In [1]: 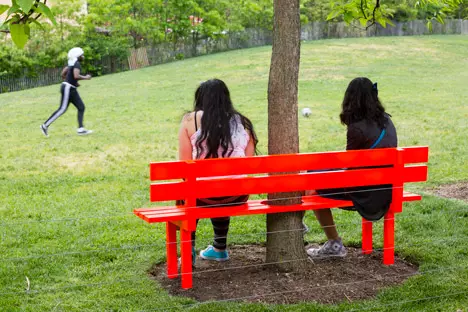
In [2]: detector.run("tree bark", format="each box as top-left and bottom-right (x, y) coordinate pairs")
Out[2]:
(266, 0), (307, 271)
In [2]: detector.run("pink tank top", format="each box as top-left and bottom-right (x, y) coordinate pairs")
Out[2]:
(190, 114), (250, 160)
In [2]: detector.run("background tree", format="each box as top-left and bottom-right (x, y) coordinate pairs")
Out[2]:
(26, 0), (84, 68)
(0, 43), (33, 77)
(230, 0), (274, 29)
(327, 0), (464, 29)
(86, 0), (165, 49)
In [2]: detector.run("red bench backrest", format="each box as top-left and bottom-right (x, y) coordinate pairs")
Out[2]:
(149, 147), (428, 202)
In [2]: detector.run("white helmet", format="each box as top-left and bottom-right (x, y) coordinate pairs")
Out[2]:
(67, 47), (84, 66)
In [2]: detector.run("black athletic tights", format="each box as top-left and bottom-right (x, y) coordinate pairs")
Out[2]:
(44, 83), (85, 128)
(189, 195), (249, 250)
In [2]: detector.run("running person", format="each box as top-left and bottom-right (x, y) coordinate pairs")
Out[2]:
(40, 47), (93, 137)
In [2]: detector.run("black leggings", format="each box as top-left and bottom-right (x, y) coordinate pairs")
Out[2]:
(191, 195), (249, 250)
(44, 83), (85, 128)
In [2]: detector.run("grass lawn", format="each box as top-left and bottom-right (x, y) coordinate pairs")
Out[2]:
(0, 35), (467, 311)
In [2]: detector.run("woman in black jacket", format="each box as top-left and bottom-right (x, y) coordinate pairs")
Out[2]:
(307, 77), (397, 258)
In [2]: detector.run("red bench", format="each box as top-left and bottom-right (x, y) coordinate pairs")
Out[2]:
(134, 146), (428, 289)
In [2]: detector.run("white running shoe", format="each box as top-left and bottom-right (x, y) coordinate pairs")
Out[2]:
(77, 127), (93, 135)
(40, 124), (49, 137)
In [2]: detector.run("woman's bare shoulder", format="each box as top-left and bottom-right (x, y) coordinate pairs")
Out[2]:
(183, 111), (204, 122)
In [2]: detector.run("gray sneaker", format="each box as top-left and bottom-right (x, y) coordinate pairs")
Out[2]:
(307, 239), (347, 258)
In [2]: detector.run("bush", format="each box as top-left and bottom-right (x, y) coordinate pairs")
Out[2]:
(0, 44), (34, 78)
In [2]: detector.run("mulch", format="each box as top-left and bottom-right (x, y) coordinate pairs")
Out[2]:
(434, 182), (468, 202)
(149, 244), (418, 305)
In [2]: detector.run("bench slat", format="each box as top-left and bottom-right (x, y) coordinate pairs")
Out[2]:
(135, 192), (421, 224)
(150, 165), (427, 201)
(136, 198), (352, 223)
(150, 149), (396, 180)
(402, 146), (429, 164)
(149, 147), (428, 181)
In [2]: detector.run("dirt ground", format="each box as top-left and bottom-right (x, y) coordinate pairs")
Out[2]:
(434, 182), (468, 202)
(149, 245), (418, 305)
(148, 182), (467, 304)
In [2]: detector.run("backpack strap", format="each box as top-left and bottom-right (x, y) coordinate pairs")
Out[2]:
(370, 128), (386, 149)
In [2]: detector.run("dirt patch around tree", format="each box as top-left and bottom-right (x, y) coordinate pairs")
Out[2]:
(434, 182), (468, 202)
(149, 244), (418, 305)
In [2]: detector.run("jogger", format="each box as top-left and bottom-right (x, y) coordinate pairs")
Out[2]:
(40, 47), (92, 137)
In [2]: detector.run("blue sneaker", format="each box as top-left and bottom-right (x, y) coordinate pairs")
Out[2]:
(178, 246), (197, 267)
(200, 245), (229, 262)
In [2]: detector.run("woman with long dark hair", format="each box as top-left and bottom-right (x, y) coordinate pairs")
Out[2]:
(306, 77), (397, 258)
(178, 79), (258, 264)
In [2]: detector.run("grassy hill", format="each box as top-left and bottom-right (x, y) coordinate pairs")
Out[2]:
(0, 35), (467, 311)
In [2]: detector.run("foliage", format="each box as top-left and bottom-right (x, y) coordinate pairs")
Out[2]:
(85, 0), (166, 49)
(78, 33), (130, 75)
(301, 0), (468, 24)
(301, 0), (335, 22)
(0, 42), (33, 77)
(228, 0), (274, 30)
(326, 0), (465, 29)
(162, 0), (200, 47)
(0, 0), (56, 48)
(25, 0), (84, 68)
(387, 0), (419, 22)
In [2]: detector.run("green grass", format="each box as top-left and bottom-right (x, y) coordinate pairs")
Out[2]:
(1, 35), (467, 311)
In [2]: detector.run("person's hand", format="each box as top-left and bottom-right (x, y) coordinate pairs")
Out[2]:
(85, 74), (92, 80)
(305, 190), (318, 196)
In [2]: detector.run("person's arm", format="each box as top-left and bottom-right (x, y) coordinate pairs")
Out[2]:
(61, 66), (68, 80)
(346, 125), (365, 150)
(73, 68), (91, 80)
(244, 131), (255, 157)
(73, 64), (92, 81)
(178, 115), (193, 161)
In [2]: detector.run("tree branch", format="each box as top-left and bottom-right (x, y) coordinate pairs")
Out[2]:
(18, 0), (46, 23)
(34, 0), (46, 21)
(366, 0), (380, 30)
(360, 0), (368, 19)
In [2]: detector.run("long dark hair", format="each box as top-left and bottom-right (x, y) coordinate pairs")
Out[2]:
(340, 77), (388, 128)
(194, 79), (258, 159)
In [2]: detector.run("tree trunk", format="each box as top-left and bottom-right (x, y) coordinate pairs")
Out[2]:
(266, 0), (307, 271)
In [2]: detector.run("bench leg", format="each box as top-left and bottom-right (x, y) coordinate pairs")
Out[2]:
(362, 218), (373, 255)
(180, 229), (193, 289)
(166, 222), (178, 279)
(383, 212), (395, 265)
